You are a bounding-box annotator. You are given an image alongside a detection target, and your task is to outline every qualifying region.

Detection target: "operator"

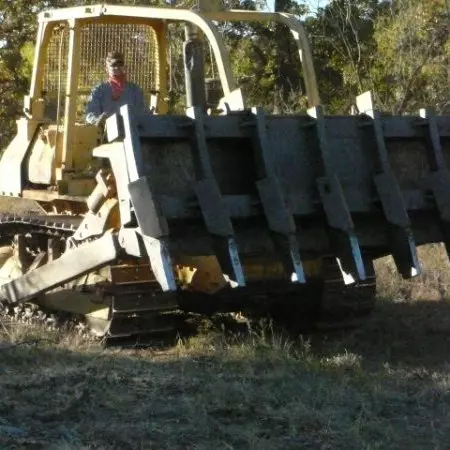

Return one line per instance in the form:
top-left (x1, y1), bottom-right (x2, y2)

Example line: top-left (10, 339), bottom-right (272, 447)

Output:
top-left (85, 51), bottom-right (148, 126)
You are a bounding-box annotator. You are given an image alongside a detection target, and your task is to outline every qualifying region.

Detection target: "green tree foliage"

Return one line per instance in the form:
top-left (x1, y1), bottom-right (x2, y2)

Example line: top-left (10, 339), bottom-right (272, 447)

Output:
top-left (0, 0), bottom-right (52, 148)
top-left (370, 0), bottom-right (450, 113)
top-left (305, 0), bottom-right (389, 112)
top-left (306, 0), bottom-right (449, 114)
top-left (220, 0), bottom-right (310, 112)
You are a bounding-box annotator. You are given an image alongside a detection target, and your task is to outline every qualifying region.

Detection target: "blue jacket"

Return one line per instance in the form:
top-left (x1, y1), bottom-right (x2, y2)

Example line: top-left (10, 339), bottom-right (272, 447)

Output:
top-left (85, 81), bottom-right (148, 124)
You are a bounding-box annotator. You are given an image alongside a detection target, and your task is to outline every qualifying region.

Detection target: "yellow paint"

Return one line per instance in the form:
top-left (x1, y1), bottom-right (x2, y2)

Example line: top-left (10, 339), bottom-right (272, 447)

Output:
top-left (175, 255), bottom-right (324, 294)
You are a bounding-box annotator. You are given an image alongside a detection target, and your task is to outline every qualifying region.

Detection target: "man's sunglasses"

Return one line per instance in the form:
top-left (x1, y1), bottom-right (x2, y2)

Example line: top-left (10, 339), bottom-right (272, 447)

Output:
top-left (109, 61), bottom-right (124, 67)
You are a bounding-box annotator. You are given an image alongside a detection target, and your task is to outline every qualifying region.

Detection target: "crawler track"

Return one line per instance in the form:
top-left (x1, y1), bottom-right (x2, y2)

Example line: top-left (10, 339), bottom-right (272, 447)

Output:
top-left (0, 212), bottom-right (179, 342)
top-left (0, 213), bottom-right (378, 344)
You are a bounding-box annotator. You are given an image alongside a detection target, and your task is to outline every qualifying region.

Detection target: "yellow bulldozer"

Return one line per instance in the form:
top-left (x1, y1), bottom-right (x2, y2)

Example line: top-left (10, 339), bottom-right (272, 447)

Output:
top-left (0, 2), bottom-right (448, 340)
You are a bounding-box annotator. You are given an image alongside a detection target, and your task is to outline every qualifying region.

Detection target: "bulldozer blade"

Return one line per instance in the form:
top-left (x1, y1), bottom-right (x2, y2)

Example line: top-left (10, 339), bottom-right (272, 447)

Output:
top-left (373, 172), bottom-right (421, 278)
top-left (187, 106), bottom-right (246, 287)
top-left (194, 178), bottom-right (245, 286)
top-left (141, 235), bottom-right (177, 292)
top-left (105, 100), bottom-right (450, 291)
top-left (128, 175), bottom-right (177, 292)
top-left (210, 235), bottom-right (246, 287)
top-left (316, 175), bottom-right (366, 282)
top-left (417, 110), bottom-right (450, 260)
top-left (356, 91), bottom-right (421, 279)
top-left (255, 176), bottom-right (306, 283)
top-left (308, 106), bottom-right (366, 283)
top-left (246, 107), bottom-right (307, 283)
top-left (0, 234), bottom-right (120, 305)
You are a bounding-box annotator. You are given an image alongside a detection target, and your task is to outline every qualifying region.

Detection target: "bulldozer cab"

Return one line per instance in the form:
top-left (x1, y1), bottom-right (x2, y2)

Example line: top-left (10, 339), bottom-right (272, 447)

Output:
top-left (41, 22), bottom-right (160, 121)
top-left (0, 2), bottom-right (319, 199)
top-left (28, 2), bottom-right (319, 118)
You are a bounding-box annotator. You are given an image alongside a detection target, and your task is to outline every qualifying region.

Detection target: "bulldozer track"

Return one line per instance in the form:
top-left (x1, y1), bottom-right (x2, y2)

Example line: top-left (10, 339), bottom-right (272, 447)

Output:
top-left (0, 212), bottom-right (179, 343)
top-left (0, 212), bottom-right (378, 344)
top-left (0, 214), bottom-right (79, 242)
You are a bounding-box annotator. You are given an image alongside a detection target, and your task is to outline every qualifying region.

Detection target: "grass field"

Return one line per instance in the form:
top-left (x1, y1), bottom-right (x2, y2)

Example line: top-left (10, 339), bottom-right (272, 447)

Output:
top-left (0, 244), bottom-right (450, 449)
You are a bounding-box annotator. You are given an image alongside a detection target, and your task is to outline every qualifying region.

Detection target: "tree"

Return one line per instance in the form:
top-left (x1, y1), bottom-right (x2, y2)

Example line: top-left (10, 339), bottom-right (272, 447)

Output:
top-left (370, 0), bottom-right (450, 114)
top-left (305, 0), bottom-right (388, 112)
top-left (221, 0), bottom-right (310, 112)
top-left (0, 0), bottom-right (56, 148)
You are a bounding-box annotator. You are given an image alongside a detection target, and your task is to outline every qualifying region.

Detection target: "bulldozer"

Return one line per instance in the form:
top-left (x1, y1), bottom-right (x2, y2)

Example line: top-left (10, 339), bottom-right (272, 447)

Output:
top-left (0, 1), bottom-right (449, 340)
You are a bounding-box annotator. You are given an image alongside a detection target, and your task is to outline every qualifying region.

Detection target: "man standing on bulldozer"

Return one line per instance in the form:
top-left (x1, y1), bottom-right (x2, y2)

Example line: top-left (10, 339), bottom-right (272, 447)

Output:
top-left (86, 51), bottom-right (148, 126)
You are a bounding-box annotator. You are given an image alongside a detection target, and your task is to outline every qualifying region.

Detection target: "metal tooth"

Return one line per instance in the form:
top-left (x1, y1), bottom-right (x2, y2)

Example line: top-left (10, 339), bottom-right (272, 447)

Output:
top-left (120, 104), bottom-right (178, 292)
top-left (211, 236), bottom-right (246, 287)
top-left (308, 105), bottom-right (366, 283)
top-left (387, 225), bottom-right (420, 278)
top-left (316, 179), bottom-right (366, 283)
top-left (255, 176), bottom-right (307, 283)
top-left (330, 237), bottom-right (365, 285)
top-left (272, 233), bottom-right (306, 283)
top-left (415, 108), bottom-right (450, 259)
top-left (194, 179), bottom-right (246, 286)
top-left (356, 91), bottom-right (420, 279)
top-left (187, 106), bottom-right (246, 287)
top-left (249, 106), bottom-right (307, 283)
top-left (373, 171), bottom-right (421, 278)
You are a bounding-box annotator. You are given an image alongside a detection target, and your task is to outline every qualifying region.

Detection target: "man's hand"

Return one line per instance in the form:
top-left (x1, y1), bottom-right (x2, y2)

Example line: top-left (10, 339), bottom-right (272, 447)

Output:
top-left (94, 112), bottom-right (108, 127)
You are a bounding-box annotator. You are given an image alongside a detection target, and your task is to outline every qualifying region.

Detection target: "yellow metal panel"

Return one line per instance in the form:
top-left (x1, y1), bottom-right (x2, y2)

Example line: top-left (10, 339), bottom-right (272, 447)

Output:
top-left (71, 124), bottom-right (101, 171)
top-left (277, 13), bottom-right (320, 107)
top-left (61, 19), bottom-right (81, 173)
top-left (30, 22), bottom-right (55, 117)
top-left (175, 256), bottom-right (228, 294)
top-left (27, 134), bottom-right (56, 185)
top-left (0, 119), bottom-right (41, 196)
top-left (155, 21), bottom-right (168, 115)
top-left (66, 178), bottom-right (97, 197)
top-left (25, 123), bottom-right (99, 187)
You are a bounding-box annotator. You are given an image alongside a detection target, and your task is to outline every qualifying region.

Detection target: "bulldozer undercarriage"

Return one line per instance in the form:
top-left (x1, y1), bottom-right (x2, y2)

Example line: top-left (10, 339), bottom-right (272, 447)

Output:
top-left (0, 209), bottom-right (177, 340)
top-left (0, 208), bottom-right (377, 343)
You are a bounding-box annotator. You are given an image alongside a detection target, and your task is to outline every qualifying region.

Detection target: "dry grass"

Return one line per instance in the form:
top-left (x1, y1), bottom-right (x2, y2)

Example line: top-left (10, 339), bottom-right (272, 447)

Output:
top-left (375, 243), bottom-right (450, 302)
top-left (1, 244), bottom-right (450, 449)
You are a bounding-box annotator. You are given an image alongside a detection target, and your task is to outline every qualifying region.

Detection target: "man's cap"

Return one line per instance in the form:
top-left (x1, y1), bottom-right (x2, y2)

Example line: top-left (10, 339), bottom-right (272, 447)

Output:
top-left (106, 51), bottom-right (124, 65)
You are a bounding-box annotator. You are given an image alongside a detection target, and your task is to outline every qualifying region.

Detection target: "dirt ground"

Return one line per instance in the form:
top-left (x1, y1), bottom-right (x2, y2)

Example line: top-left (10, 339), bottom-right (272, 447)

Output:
top-left (0, 244), bottom-right (449, 449)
